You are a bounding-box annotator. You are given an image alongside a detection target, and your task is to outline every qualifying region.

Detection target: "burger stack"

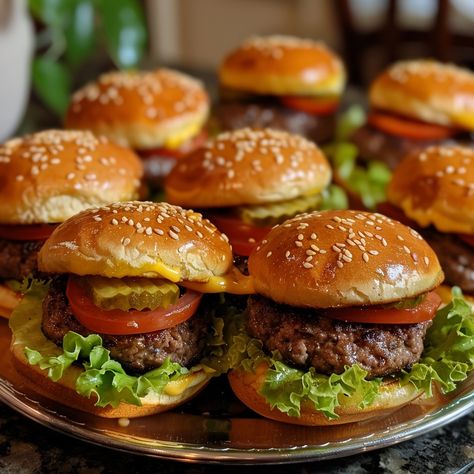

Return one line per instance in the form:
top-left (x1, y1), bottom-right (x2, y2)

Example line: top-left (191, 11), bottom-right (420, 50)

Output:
top-left (2, 35), bottom-right (473, 426)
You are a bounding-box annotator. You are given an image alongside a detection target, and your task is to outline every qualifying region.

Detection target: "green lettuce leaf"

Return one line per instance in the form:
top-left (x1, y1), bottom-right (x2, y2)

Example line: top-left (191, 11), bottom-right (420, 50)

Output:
top-left (10, 280), bottom-right (232, 408)
top-left (220, 288), bottom-right (474, 419)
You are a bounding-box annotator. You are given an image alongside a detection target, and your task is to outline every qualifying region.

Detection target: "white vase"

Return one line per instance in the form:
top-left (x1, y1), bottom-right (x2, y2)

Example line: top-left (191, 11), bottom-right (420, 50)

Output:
top-left (0, 0), bottom-right (34, 141)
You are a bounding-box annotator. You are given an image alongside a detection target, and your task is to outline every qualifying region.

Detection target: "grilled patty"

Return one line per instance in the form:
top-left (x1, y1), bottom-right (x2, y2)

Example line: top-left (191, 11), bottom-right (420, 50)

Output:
top-left (247, 295), bottom-right (431, 378)
top-left (421, 228), bottom-right (474, 293)
top-left (0, 238), bottom-right (43, 280)
top-left (42, 278), bottom-right (210, 374)
top-left (213, 101), bottom-right (335, 143)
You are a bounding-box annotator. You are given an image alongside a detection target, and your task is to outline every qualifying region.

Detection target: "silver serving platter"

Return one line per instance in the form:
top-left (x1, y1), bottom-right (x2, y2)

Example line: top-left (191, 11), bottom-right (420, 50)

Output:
top-left (0, 319), bottom-right (472, 464)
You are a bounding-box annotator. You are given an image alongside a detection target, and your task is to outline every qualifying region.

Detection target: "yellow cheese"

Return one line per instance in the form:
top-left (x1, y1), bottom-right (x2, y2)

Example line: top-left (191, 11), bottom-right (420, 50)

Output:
top-left (163, 120), bottom-right (202, 149)
top-left (164, 366), bottom-right (215, 396)
top-left (181, 266), bottom-right (255, 295)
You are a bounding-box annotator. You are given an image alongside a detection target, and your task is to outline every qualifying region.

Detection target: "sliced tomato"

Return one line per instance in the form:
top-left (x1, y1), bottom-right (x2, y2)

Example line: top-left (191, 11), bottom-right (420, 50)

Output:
top-left (376, 202), bottom-right (419, 227)
top-left (280, 96), bottom-right (339, 116)
top-left (208, 214), bottom-right (272, 256)
top-left (66, 277), bottom-right (202, 335)
top-left (458, 234), bottom-right (474, 247)
top-left (321, 291), bottom-right (441, 325)
top-left (0, 223), bottom-right (58, 241)
top-left (368, 111), bottom-right (458, 140)
top-left (139, 130), bottom-right (208, 160)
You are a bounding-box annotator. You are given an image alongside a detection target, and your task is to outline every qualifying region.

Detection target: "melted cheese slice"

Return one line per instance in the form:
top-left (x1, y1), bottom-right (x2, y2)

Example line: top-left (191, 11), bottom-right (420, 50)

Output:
top-left (181, 266), bottom-right (255, 295)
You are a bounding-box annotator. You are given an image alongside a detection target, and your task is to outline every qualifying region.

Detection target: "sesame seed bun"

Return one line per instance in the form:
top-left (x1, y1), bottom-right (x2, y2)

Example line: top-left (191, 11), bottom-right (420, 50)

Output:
top-left (10, 333), bottom-right (211, 418)
top-left (165, 128), bottom-right (331, 208)
top-left (228, 362), bottom-right (421, 426)
top-left (38, 201), bottom-right (233, 282)
top-left (219, 36), bottom-right (346, 97)
top-left (388, 145), bottom-right (474, 235)
top-left (65, 69), bottom-right (210, 150)
top-left (370, 60), bottom-right (474, 130)
top-left (0, 130), bottom-right (143, 224)
top-left (248, 210), bottom-right (444, 308)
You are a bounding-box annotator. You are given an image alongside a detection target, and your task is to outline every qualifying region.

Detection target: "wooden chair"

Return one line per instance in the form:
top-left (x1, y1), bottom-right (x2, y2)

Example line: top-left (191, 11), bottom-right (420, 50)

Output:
top-left (333, 0), bottom-right (474, 85)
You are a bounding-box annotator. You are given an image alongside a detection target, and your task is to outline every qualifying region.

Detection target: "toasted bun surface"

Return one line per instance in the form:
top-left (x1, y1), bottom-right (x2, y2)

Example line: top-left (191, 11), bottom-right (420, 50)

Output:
top-left (38, 201), bottom-right (233, 281)
top-left (248, 210), bottom-right (443, 308)
top-left (165, 128), bottom-right (331, 207)
top-left (0, 130), bottom-right (143, 224)
top-left (228, 363), bottom-right (420, 426)
top-left (219, 36), bottom-right (346, 97)
top-left (65, 69), bottom-right (209, 150)
top-left (388, 145), bottom-right (474, 234)
top-left (10, 338), bottom-right (210, 418)
top-left (370, 60), bottom-right (474, 130)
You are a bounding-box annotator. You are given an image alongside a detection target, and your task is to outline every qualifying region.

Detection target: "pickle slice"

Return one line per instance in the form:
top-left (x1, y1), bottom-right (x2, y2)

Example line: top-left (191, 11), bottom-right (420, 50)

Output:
top-left (236, 193), bottom-right (322, 226)
top-left (82, 276), bottom-right (180, 311)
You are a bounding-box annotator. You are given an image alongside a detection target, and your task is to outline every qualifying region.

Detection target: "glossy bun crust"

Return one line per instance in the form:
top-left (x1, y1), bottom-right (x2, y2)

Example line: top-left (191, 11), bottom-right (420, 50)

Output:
top-left (0, 130), bottom-right (143, 224)
top-left (219, 36), bottom-right (345, 97)
top-left (248, 210), bottom-right (443, 308)
top-left (228, 363), bottom-right (421, 426)
top-left (165, 128), bottom-right (331, 207)
top-left (38, 201), bottom-right (233, 282)
top-left (65, 69), bottom-right (209, 150)
top-left (388, 145), bottom-right (474, 234)
top-left (370, 60), bottom-right (474, 130)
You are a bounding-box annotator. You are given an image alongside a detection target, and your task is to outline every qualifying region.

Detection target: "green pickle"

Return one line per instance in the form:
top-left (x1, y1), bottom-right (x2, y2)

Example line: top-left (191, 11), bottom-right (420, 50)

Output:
top-left (82, 276), bottom-right (180, 311)
top-left (237, 193), bottom-right (322, 226)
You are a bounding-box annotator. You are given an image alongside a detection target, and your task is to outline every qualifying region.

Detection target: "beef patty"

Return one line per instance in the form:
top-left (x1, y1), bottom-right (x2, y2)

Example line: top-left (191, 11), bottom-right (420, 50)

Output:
top-left (42, 278), bottom-right (210, 374)
top-left (213, 102), bottom-right (335, 143)
top-left (421, 228), bottom-right (474, 293)
top-left (0, 238), bottom-right (43, 280)
top-left (247, 295), bottom-right (431, 378)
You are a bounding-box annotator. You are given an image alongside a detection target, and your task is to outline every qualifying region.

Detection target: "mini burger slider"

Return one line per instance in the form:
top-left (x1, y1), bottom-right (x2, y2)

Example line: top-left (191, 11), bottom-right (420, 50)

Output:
top-left (165, 128), bottom-right (341, 257)
top-left (386, 144), bottom-right (474, 293)
top-left (352, 60), bottom-right (474, 170)
top-left (215, 36), bottom-right (346, 143)
top-left (228, 210), bottom-right (449, 425)
top-left (0, 130), bottom-right (143, 318)
top-left (9, 202), bottom-right (251, 418)
top-left (65, 69), bottom-right (209, 185)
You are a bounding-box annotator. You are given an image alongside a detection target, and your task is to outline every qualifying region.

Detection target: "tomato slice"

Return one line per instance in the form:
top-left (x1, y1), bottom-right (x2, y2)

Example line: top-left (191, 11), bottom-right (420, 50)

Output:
top-left (66, 277), bottom-right (202, 335)
top-left (208, 214), bottom-right (272, 256)
top-left (458, 234), bottom-right (474, 247)
top-left (0, 223), bottom-right (58, 241)
top-left (280, 96), bottom-right (339, 116)
top-left (320, 291), bottom-right (441, 324)
top-left (368, 111), bottom-right (458, 140)
top-left (139, 130), bottom-right (208, 160)
top-left (376, 202), bottom-right (419, 227)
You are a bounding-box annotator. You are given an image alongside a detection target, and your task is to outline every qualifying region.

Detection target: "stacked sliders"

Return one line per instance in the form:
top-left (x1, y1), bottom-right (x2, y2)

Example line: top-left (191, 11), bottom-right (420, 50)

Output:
top-left (0, 130), bottom-right (143, 317)
top-left (65, 69), bottom-right (210, 185)
top-left (215, 36), bottom-right (346, 142)
top-left (9, 201), bottom-right (251, 417)
top-left (165, 128), bottom-right (346, 257)
top-left (352, 60), bottom-right (474, 170)
top-left (387, 144), bottom-right (474, 293)
top-left (226, 210), bottom-right (467, 425)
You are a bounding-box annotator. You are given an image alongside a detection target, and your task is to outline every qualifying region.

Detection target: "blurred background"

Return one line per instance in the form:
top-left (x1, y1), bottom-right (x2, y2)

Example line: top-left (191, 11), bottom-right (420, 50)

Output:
top-left (1, 0), bottom-right (474, 140)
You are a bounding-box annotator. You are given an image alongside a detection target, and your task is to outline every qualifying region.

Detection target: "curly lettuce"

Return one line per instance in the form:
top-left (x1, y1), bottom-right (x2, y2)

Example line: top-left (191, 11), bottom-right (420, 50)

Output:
top-left (219, 288), bottom-right (474, 419)
top-left (9, 279), bottom-right (237, 408)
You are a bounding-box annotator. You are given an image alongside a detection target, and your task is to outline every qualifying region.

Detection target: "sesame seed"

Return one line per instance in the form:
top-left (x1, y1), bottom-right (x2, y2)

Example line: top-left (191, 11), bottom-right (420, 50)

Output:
top-left (362, 253), bottom-right (369, 262)
top-left (295, 241), bottom-right (303, 247)
top-left (336, 260), bottom-right (344, 268)
top-left (303, 262), bottom-right (314, 269)
top-left (122, 238), bottom-right (131, 246)
top-left (111, 219), bottom-right (118, 225)
top-left (93, 216), bottom-right (102, 222)
top-left (196, 231), bottom-right (203, 238)
top-left (319, 249), bottom-right (327, 254)
top-left (342, 255), bottom-right (351, 263)
top-left (154, 228), bottom-right (164, 235)
top-left (146, 227), bottom-right (152, 235)
top-left (332, 245), bottom-right (341, 253)
top-left (297, 234), bottom-right (304, 241)
top-left (169, 230), bottom-right (179, 240)
top-left (403, 245), bottom-right (411, 254)
top-left (310, 233), bottom-right (317, 240)
top-left (424, 256), bottom-right (430, 265)
top-left (285, 251), bottom-right (291, 258)
top-left (266, 251), bottom-right (272, 257)
top-left (369, 250), bottom-right (379, 255)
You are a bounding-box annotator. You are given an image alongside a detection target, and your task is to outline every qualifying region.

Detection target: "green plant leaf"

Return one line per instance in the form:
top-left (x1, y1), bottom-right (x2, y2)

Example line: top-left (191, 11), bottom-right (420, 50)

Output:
top-left (65, 0), bottom-right (96, 66)
top-left (97, 0), bottom-right (147, 69)
top-left (29, 0), bottom-right (73, 26)
top-left (32, 57), bottom-right (71, 115)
